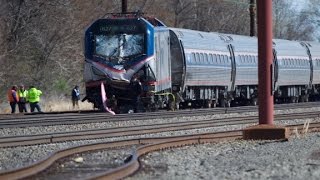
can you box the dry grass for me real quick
[293,119,312,138]
[42,98,94,112]
[0,97,94,114]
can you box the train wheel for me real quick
[290,97,296,103]
[168,101,175,111]
[205,100,212,108]
[213,102,217,108]
[219,99,225,107]
[226,101,231,108]
[251,98,258,106]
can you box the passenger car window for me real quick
[192,53,196,64]
[204,53,209,63]
[209,54,213,64]
[195,53,200,64]
[218,55,222,63]
[200,53,204,64]
[213,54,217,64]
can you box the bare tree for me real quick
[0,0,318,99]
[273,0,315,41]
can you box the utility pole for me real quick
[243,0,288,140]
[122,0,127,13]
[249,0,255,36]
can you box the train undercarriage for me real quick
[84,80,320,114]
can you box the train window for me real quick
[196,53,200,64]
[224,55,228,63]
[212,54,216,64]
[192,53,196,64]
[205,54,209,63]
[239,55,243,63]
[199,53,204,64]
[218,55,222,64]
[209,54,213,64]
[246,55,250,64]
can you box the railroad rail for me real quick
[1,102,320,128]
[0,123,319,180]
[1,111,320,148]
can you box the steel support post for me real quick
[122,0,127,13]
[257,0,274,125]
[243,0,289,140]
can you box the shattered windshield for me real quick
[95,34,144,59]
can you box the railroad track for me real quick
[1,111,320,148]
[1,102,320,128]
[0,123,319,180]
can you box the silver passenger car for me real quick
[169,28,233,106]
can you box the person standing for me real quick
[17,85,28,113]
[130,75,142,112]
[71,85,80,109]
[27,86,43,113]
[7,85,19,114]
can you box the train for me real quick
[83,12,320,113]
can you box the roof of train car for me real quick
[273,39,309,58]
[168,27,230,52]
[168,28,257,54]
[307,42,320,59]
[168,27,315,58]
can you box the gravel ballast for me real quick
[0,107,320,177]
[129,133,320,180]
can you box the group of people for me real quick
[7,85,43,113]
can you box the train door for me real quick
[272,49,279,94]
[169,30,185,93]
[227,44,236,92]
[154,29,171,92]
[300,42,313,88]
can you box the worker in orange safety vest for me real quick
[7,85,19,113]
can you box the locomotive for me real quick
[83,13,320,113]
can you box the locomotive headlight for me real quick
[172,86,178,91]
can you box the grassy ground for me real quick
[0,97,94,114]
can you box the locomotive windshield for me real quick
[95,33,144,59]
[90,20,147,66]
